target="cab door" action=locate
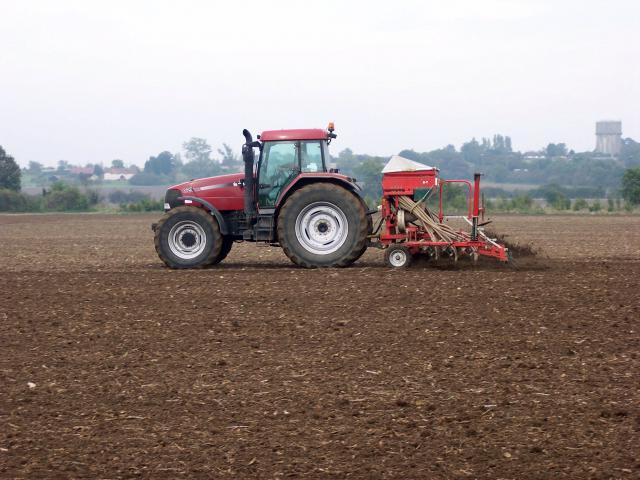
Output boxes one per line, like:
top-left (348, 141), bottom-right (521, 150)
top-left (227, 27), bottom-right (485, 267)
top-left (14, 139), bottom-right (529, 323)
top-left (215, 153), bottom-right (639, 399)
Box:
top-left (257, 141), bottom-right (299, 207)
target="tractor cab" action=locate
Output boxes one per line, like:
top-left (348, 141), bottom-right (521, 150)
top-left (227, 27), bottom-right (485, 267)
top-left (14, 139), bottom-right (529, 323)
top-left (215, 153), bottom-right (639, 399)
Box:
top-left (256, 128), bottom-right (332, 207)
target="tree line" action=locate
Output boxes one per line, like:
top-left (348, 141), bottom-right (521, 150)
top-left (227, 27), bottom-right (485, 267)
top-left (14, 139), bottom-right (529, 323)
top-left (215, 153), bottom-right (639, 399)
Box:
top-left (2, 133), bottom-right (640, 212)
top-left (19, 137), bottom-right (243, 188)
top-left (333, 135), bottom-right (640, 206)
top-left (129, 138), bottom-right (241, 185)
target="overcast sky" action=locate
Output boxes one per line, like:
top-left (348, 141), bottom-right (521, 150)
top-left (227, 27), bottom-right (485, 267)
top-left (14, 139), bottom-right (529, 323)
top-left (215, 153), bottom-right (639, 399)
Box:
top-left (1, 0), bottom-right (638, 167)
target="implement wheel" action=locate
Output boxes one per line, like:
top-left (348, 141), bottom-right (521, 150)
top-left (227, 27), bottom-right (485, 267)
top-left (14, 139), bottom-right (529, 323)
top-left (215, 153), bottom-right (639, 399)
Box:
top-left (385, 245), bottom-right (413, 268)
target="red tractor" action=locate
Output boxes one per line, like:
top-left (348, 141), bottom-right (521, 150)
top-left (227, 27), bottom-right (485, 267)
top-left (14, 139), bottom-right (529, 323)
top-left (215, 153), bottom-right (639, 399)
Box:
top-left (153, 124), bottom-right (372, 268)
top-left (153, 124), bottom-right (509, 269)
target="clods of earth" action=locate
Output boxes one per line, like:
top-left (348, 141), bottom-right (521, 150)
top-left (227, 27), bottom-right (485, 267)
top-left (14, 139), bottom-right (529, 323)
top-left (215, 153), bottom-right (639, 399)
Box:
top-left (1, 213), bottom-right (639, 478)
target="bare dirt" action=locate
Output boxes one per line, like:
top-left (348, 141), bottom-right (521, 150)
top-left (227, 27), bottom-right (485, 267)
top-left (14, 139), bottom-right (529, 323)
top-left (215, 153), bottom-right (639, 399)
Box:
top-left (1, 213), bottom-right (639, 479)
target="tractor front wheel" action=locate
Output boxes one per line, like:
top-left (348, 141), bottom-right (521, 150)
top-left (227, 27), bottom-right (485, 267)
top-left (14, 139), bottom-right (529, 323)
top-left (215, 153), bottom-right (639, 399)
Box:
top-left (277, 184), bottom-right (368, 268)
top-left (209, 237), bottom-right (234, 266)
top-left (154, 206), bottom-right (223, 268)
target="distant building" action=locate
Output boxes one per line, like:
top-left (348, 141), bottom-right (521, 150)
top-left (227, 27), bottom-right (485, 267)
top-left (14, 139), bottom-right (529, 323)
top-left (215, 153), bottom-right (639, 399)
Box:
top-left (595, 120), bottom-right (622, 156)
top-left (104, 167), bottom-right (137, 181)
top-left (523, 151), bottom-right (545, 160)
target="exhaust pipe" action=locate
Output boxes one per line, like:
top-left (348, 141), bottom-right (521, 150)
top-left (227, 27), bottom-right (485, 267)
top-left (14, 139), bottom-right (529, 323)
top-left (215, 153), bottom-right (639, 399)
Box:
top-left (471, 173), bottom-right (481, 241)
top-left (242, 129), bottom-right (258, 223)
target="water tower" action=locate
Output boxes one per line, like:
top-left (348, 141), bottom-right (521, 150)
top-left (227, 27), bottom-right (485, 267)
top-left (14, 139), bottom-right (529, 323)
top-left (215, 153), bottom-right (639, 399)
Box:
top-left (595, 120), bottom-right (622, 156)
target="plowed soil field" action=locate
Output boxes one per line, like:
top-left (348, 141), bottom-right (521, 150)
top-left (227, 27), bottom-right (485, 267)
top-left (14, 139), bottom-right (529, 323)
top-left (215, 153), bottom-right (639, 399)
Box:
top-left (1, 213), bottom-right (639, 479)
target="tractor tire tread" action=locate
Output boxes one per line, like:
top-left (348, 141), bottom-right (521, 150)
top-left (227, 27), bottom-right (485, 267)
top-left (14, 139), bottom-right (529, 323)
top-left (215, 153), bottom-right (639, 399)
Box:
top-left (208, 237), bottom-right (234, 266)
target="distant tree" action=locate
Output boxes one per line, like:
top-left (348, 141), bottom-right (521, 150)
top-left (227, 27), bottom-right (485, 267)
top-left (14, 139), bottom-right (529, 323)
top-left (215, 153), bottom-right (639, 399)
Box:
top-left (620, 138), bottom-right (640, 167)
top-left (435, 184), bottom-right (469, 212)
top-left (487, 134), bottom-right (513, 154)
top-left (621, 167), bottom-right (640, 205)
top-left (181, 159), bottom-right (222, 179)
top-left (111, 159), bottom-right (125, 169)
top-left (426, 145), bottom-right (468, 177)
top-left (491, 164), bottom-right (510, 183)
top-left (218, 143), bottom-right (239, 167)
top-left (129, 172), bottom-right (165, 185)
top-left (108, 190), bottom-right (147, 204)
top-left (178, 138), bottom-right (220, 179)
top-left (572, 198), bottom-right (588, 211)
top-left (93, 165), bottom-right (104, 177)
top-left (183, 137), bottom-right (212, 164)
top-left (44, 182), bottom-right (90, 211)
top-left (492, 134), bottom-right (505, 153)
top-left (144, 151), bottom-right (177, 176)
top-left (397, 149), bottom-right (419, 161)
top-left (0, 189), bottom-right (40, 212)
top-left (335, 148), bottom-right (359, 173)
top-left (353, 158), bottom-right (385, 200)
top-left (57, 160), bottom-right (69, 173)
top-left (28, 161), bottom-right (43, 174)
top-left (0, 146), bottom-right (21, 191)
top-left (558, 143), bottom-right (568, 156)
top-left (78, 173), bottom-right (92, 186)
top-left (545, 143), bottom-right (568, 158)
top-left (461, 138), bottom-right (482, 164)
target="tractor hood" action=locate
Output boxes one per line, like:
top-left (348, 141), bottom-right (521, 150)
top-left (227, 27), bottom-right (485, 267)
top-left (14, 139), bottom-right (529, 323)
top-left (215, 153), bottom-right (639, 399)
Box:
top-left (191, 172), bottom-right (245, 194)
top-left (168, 172), bottom-right (246, 212)
top-left (169, 172), bottom-right (245, 194)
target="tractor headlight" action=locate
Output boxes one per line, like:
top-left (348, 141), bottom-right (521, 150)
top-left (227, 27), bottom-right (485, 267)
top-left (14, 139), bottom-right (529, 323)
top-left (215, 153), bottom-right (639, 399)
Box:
top-left (164, 188), bottom-right (181, 209)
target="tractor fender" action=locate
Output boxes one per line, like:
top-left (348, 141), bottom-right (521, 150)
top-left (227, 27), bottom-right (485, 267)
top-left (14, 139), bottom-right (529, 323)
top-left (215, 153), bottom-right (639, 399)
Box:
top-left (177, 196), bottom-right (229, 235)
top-left (275, 175), bottom-right (371, 215)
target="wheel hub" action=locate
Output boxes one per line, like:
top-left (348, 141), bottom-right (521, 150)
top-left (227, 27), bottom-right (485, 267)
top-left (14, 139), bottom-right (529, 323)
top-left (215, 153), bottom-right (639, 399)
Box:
top-left (389, 249), bottom-right (407, 267)
top-left (168, 221), bottom-right (207, 260)
top-left (295, 202), bottom-right (349, 255)
top-left (180, 232), bottom-right (196, 248)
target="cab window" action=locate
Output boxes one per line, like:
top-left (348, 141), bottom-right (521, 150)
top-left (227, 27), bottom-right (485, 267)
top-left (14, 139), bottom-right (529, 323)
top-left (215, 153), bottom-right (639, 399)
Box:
top-left (300, 141), bottom-right (324, 172)
top-left (258, 141), bottom-right (298, 206)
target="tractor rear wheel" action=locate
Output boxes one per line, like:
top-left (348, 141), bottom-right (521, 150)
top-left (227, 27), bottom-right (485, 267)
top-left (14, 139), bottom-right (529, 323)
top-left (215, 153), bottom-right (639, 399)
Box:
top-left (277, 183), bottom-right (368, 268)
top-left (154, 206), bottom-right (223, 269)
top-left (350, 213), bottom-right (373, 262)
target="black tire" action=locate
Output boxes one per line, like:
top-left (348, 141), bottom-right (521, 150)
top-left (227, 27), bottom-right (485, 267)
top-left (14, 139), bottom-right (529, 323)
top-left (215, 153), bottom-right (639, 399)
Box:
top-left (154, 206), bottom-right (223, 269)
top-left (385, 245), bottom-right (413, 268)
top-left (209, 237), bottom-right (234, 266)
top-left (354, 213), bottom-right (374, 261)
top-left (277, 184), bottom-right (368, 268)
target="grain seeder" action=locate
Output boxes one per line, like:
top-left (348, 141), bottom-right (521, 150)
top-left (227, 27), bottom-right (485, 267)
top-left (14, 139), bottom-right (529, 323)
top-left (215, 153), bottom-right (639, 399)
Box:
top-left (372, 156), bottom-right (509, 268)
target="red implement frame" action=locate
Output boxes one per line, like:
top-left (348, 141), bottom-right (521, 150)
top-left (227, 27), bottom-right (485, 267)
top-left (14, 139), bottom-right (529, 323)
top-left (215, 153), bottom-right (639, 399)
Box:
top-left (378, 170), bottom-right (508, 262)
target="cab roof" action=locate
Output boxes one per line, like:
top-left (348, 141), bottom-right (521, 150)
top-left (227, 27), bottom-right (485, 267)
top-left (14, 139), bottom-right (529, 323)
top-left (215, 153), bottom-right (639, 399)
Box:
top-left (260, 129), bottom-right (328, 142)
